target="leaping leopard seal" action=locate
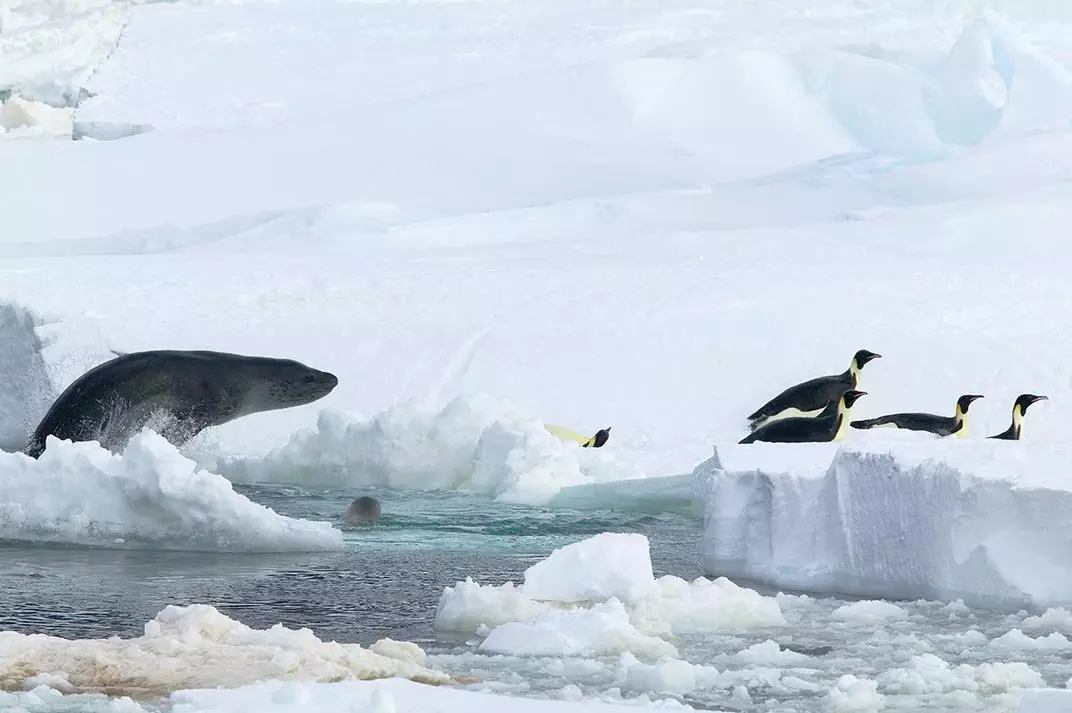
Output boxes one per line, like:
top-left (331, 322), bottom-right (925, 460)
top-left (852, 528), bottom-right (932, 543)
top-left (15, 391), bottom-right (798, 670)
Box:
top-left (23, 349), bottom-right (338, 458)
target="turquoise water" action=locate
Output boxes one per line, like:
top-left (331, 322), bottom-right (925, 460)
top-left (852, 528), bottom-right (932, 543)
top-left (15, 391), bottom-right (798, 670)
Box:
top-left (0, 485), bottom-right (704, 646)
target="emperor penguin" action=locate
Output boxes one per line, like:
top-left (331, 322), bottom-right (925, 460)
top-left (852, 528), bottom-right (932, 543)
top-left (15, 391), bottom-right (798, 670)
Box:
top-left (988, 394), bottom-right (1048, 440)
top-left (739, 389), bottom-right (868, 444)
top-left (545, 424), bottom-right (612, 448)
top-left (746, 349), bottom-right (881, 432)
top-left (850, 394), bottom-right (984, 438)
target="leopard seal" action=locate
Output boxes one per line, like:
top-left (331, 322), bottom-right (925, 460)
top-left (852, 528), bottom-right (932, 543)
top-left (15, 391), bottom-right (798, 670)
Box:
top-left (23, 349), bottom-right (338, 458)
top-left (343, 496), bottom-right (382, 524)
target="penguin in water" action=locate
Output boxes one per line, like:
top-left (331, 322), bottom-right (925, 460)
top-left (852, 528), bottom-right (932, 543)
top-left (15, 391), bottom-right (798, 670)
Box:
top-left (988, 394), bottom-right (1048, 440)
top-left (545, 424), bottom-right (612, 448)
top-left (850, 394), bottom-right (984, 438)
top-left (740, 389), bottom-right (868, 444)
top-left (746, 349), bottom-right (881, 432)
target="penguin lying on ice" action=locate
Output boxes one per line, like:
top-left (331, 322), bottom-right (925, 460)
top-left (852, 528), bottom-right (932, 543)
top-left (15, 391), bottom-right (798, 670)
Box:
top-left (740, 389), bottom-right (868, 444)
top-left (545, 424), bottom-right (612, 448)
top-left (850, 394), bottom-right (984, 438)
top-left (746, 349), bottom-right (881, 432)
top-left (988, 393), bottom-right (1047, 440)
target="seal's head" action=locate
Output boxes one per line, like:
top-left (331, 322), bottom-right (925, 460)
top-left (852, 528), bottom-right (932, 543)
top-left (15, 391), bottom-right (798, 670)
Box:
top-left (237, 356), bottom-right (338, 415)
top-left (344, 496), bottom-right (381, 524)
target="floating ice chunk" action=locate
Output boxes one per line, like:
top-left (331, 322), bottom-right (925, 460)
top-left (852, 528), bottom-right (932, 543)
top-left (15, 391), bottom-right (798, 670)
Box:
top-left (826, 674), bottom-right (885, 711)
top-left (733, 640), bottom-right (811, 665)
top-left (630, 575), bottom-right (787, 635)
top-left (0, 685), bottom-right (146, 712)
top-left (616, 653), bottom-right (713, 695)
top-left (1022, 608), bottom-right (1072, 634)
top-left (0, 604), bottom-right (447, 695)
top-left (170, 677), bottom-right (688, 713)
top-left (430, 531), bottom-right (784, 651)
top-left (831, 601), bottom-right (908, 623)
top-left (523, 533), bottom-right (657, 604)
top-left (434, 578), bottom-right (553, 632)
top-left (988, 629), bottom-right (1072, 652)
top-left (478, 598), bottom-right (678, 658)
top-left (876, 653), bottom-right (1043, 696)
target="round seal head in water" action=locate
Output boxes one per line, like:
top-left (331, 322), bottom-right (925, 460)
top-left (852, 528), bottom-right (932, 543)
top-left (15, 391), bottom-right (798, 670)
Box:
top-left (344, 495), bottom-right (382, 523)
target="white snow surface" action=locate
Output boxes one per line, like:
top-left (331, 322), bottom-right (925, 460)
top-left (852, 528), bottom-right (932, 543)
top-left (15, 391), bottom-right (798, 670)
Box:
top-left (0, 429), bottom-right (343, 551)
top-left (0, 603), bottom-right (447, 695)
top-left (5, 0), bottom-right (1072, 709)
top-left (700, 437), bottom-right (1072, 609)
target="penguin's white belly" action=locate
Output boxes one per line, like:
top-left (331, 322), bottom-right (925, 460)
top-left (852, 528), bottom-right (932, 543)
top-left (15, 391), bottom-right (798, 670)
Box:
top-left (759, 406), bottom-right (825, 427)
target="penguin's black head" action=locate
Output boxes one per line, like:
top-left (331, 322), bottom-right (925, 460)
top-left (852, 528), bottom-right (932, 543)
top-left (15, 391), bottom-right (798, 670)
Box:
top-left (842, 390), bottom-right (868, 408)
top-left (591, 427), bottom-right (612, 448)
top-left (957, 394), bottom-right (985, 412)
top-left (853, 350), bottom-right (882, 369)
top-left (1016, 394), bottom-right (1047, 413)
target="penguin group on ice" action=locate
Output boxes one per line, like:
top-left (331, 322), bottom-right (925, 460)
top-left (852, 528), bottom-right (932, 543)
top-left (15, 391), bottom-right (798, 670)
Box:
top-left (740, 349), bottom-right (1048, 444)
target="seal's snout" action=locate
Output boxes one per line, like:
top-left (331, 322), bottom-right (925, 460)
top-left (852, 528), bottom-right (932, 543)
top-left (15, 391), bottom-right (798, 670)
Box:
top-left (304, 369), bottom-right (338, 393)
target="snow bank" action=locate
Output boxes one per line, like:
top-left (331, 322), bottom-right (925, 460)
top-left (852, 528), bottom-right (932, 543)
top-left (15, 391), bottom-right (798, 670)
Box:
top-left (0, 429), bottom-right (343, 551)
top-left (699, 438), bottom-right (1072, 609)
top-left (0, 604), bottom-right (447, 696)
top-left (169, 677), bottom-right (681, 713)
top-left (219, 397), bottom-right (646, 506)
top-left (435, 533), bottom-right (786, 658)
top-left (795, 13), bottom-right (1072, 152)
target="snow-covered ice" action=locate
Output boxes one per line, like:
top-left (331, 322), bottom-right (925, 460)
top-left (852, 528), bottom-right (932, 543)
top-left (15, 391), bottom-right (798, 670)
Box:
top-left (428, 533), bottom-right (1065, 710)
top-left (0, 603), bottom-right (447, 695)
top-left (0, 429), bottom-right (343, 551)
top-left (5, 0), bottom-right (1072, 710)
top-left (699, 438), bottom-right (1072, 609)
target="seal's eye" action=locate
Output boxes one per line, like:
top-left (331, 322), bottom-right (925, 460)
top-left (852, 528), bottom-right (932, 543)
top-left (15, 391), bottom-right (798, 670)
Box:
top-left (303, 374), bottom-right (317, 383)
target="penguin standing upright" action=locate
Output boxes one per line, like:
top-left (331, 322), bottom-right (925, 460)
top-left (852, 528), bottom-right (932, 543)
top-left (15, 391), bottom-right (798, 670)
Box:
top-left (740, 389), bottom-right (868, 444)
top-left (745, 349), bottom-right (881, 432)
top-left (850, 394), bottom-right (984, 438)
top-left (988, 394), bottom-right (1047, 440)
